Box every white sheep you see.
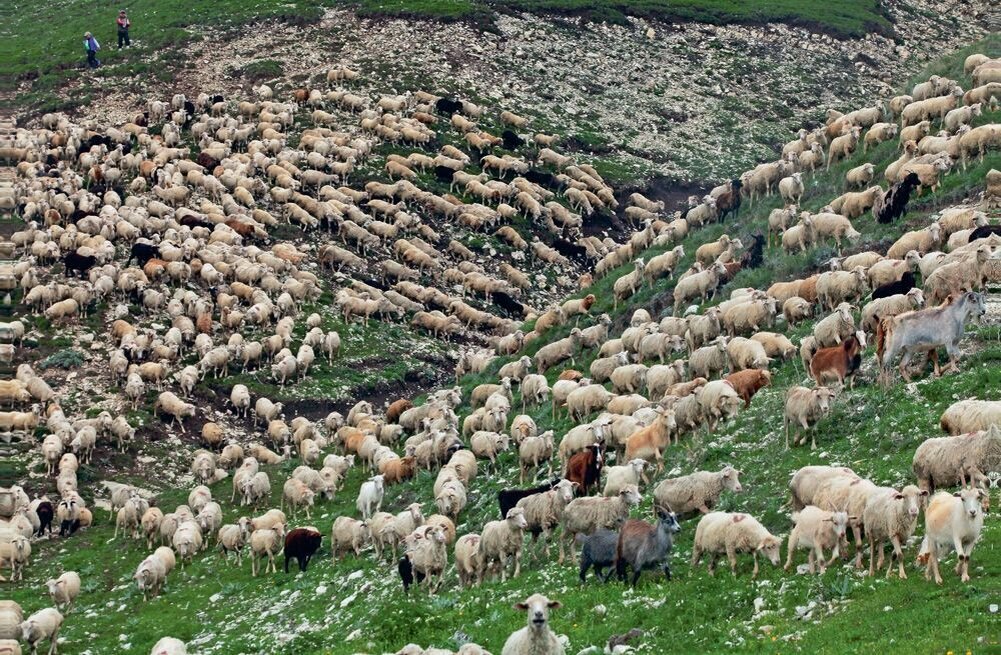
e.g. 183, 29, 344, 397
501, 594, 564, 655
355, 475, 384, 519
654, 466, 743, 515
784, 386, 836, 449
862, 485, 927, 578
19, 608, 62, 655
783, 506, 850, 574
691, 512, 782, 579
45, 572, 81, 613
480, 507, 529, 582
331, 516, 369, 559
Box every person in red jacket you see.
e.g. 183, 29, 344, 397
116, 10, 131, 48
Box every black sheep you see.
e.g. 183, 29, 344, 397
741, 233, 765, 269
35, 501, 54, 536
211, 94, 225, 104
493, 290, 525, 318
183, 100, 196, 120
284, 527, 323, 572
502, 129, 525, 151
434, 165, 456, 184
525, 169, 559, 189
128, 242, 159, 267
196, 151, 219, 170
871, 271, 916, 300
875, 173, 920, 224
550, 238, 590, 265
435, 97, 463, 115
398, 554, 425, 593
498, 477, 561, 518
63, 252, 97, 278
179, 214, 213, 230
968, 224, 1001, 243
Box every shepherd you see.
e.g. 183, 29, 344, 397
84, 32, 101, 68
117, 10, 131, 48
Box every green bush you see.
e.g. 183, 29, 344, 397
38, 348, 85, 370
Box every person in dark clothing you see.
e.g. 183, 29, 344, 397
117, 10, 131, 48
84, 32, 101, 68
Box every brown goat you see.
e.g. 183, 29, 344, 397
386, 399, 413, 424
724, 369, 772, 408
565, 444, 603, 496
809, 333, 865, 388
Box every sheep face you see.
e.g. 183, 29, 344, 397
894, 485, 928, 519
956, 487, 984, 521
722, 467, 743, 493
515, 593, 560, 631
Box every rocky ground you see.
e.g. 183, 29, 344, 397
75, 0, 991, 184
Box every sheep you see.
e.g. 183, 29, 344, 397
217, 521, 251, 566
401, 524, 449, 593
861, 288, 925, 334
722, 297, 778, 337
645, 360, 687, 400
784, 386, 836, 449
778, 173, 804, 204
534, 328, 582, 373
615, 510, 681, 586
912, 425, 1000, 494
520, 374, 550, 410
767, 205, 798, 246
612, 259, 646, 310
923, 246, 991, 305
783, 296, 813, 326
565, 384, 612, 422
814, 303, 856, 348
809, 212, 861, 251
781, 215, 815, 253
689, 337, 729, 379
644, 246, 685, 286
150, 637, 188, 654
249, 526, 285, 576
691, 512, 782, 579
134, 553, 167, 600
154, 392, 196, 433
816, 268, 868, 311
45, 572, 80, 613
331, 516, 369, 559
519, 431, 555, 483
561, 485, 641, 562
726, 337, 770, 372
944, 103, 982, 132
919, 488, 986, 584
862, 485, 927, 578
19, 608, 63, 655
501, 594, 564, 655
783, 506, 850, 574
480, 507, 529, 582
887, 223, 942, 259
672, 262, 727, 315
603, 459, 648, 497
845, 162, 876, 189
454, 534, 485, 588
939, 399, 1001, 435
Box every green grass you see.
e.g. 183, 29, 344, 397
491, 0, 892, 37
6, 36, 1001, 655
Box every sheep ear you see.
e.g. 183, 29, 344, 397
514, 602, 529, 611
548, 600, 562, 609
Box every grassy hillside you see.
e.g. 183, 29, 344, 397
6, 39, 1001, 655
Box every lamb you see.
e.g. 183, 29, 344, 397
919, 488, 985, 584
480, 507, 529, 581
783, 506, 850, 574
814, 303, 856, 347
356, 475, 384, 519
691, 512, 782, 578
561, 485, 641, 561
45, 572, 80, 613
501, 594, 564, 655
19, 608, 63, 655
784, 386, 836, 449
862, 485, 927, 578
615, 510, 681, 586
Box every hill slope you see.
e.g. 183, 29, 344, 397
5, 35, 1001, 655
